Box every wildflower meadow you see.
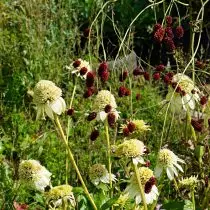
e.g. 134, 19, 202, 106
0, 0, 209, 209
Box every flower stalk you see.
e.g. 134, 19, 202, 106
133, 163, 148, 210
54, 115, 97, 210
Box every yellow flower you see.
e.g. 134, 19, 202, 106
46, 185, 75, 208
113, 139, 146, 165
19, 160, 51, 192
179, 176, 198, 189
33, 80, 66, 120
132, 120, 151, 133
155, 148, 185, 180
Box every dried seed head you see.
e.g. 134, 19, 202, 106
108, 112, 116, 128
67, 108, 74, 116
87, 112, 97, 121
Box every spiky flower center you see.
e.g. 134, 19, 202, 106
114, 139, 145, 158
132, 120, 151, 133
179, 176, 198, 189
93, 90, 117, 112
131, 167, 154, 186
33, 80, 62, 104
46, 185, 73, 200
89, 164, 107, 180
158, 149, 174, 166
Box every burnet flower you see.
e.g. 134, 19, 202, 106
46, 185, 76, 208
154, 148, 185, 180
112, 139, 147, 165
89, 164, 116, 186
19, 160, 51, 192
93, 90, 119, 122
33, 80, 66, 120
166, 73, 200, 112
125, 167, 159, 205
66, 58, 91, 79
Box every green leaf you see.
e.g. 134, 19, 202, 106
100, 196, 119, 210
162, 200, 185, 210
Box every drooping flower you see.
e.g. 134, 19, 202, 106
166, 73, 200, 112
93, 90, 119, 122
175, 26, 184, 39
125, 167, 159, 204
179, 176, 198, 190
166, 16, 173, 26
19, 160, 51, 192
89, 164, 116, 186
154, 148, 185, 180
164, 37, 175, 52
112, 139, 147, 165
46, 185, 76, 209
154, 27, 165, 43
33, 80, 66, 120
67, 58, 91, 79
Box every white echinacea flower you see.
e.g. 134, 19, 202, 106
166, 73, 200, 112
89, 164, 116, 186
19, 160, 51, 192
154, 148, 185, 180
33, 80, 66, 120
93, 90, 120, 122
46, 185, 76, 208
66, 58, 91, 79
112, 139, 147, 165
125, 167, 159, 205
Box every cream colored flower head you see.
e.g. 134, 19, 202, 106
66, 58, 91, 79
113, 193, 129, 207
93, 90, 119, 121
132, 120, 151, 133
166, 73, 200, 112
179, 176, 198, 189
19, 160, 51, 192
155, 148, 185, 180
89, 164, 116, 186
46, 185, 76, 208
33, 80, 66, 120
113, 139, 146, 165
125, 167, 159, 204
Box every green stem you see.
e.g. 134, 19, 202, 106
54, 116, 98, 210
133, 163, 148, 210
191, 189, 196, 210
105, 120, 112, 189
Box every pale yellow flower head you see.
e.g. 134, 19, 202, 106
46, 185, 75, 208
132, 120, 151, 133
89, 164, 116, 186
179, 176, 198, 189
33, 80, 66, 120
19, 160, 51, 192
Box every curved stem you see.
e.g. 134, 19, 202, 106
54, 116, 98, 210
133, 163, 148, 210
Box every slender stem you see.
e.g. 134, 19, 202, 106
54, 116, 98, 210
191, 190, 196, 210
105, 120, 112, 189
133, 163, 148, 210
129, 77, 133, 117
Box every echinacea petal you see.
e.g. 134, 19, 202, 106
166, 167, 174, 180
154, 166, 163, 178
45, 104, 54, 120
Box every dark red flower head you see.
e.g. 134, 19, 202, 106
80, 67, 88, 75
156, 64, 165, 72
83, 88, 94, 98
87, 112, 97, 121
107, 113, 116, 128
123, 127, 130, 136
84, 28, 90, 38
105, 104, 112, 113
166, 16, 173, 26
154, 27, 165, 43
200, 96, 208, 105
127, 121, 136, 133
86, 71, 95, 87
90, 129, 99, 141
153, 23, 162, 32
67, 108, 74, 116
191, 119, 203, 132
98, 62, 108, 76
118, 86, 127, 97
175, 26, 184, 39
165, 27, 174, 38
133, 67, 144, 76
73, 60, 81, 68
100, 70, 109, 82
164, 37, 175, 51
144, 72, 150, 81
144, 160, 151, 167
153, 72, 160, 80
119, 71, 128, 82
144, 181, 153, 194
125, 88, 131, 96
